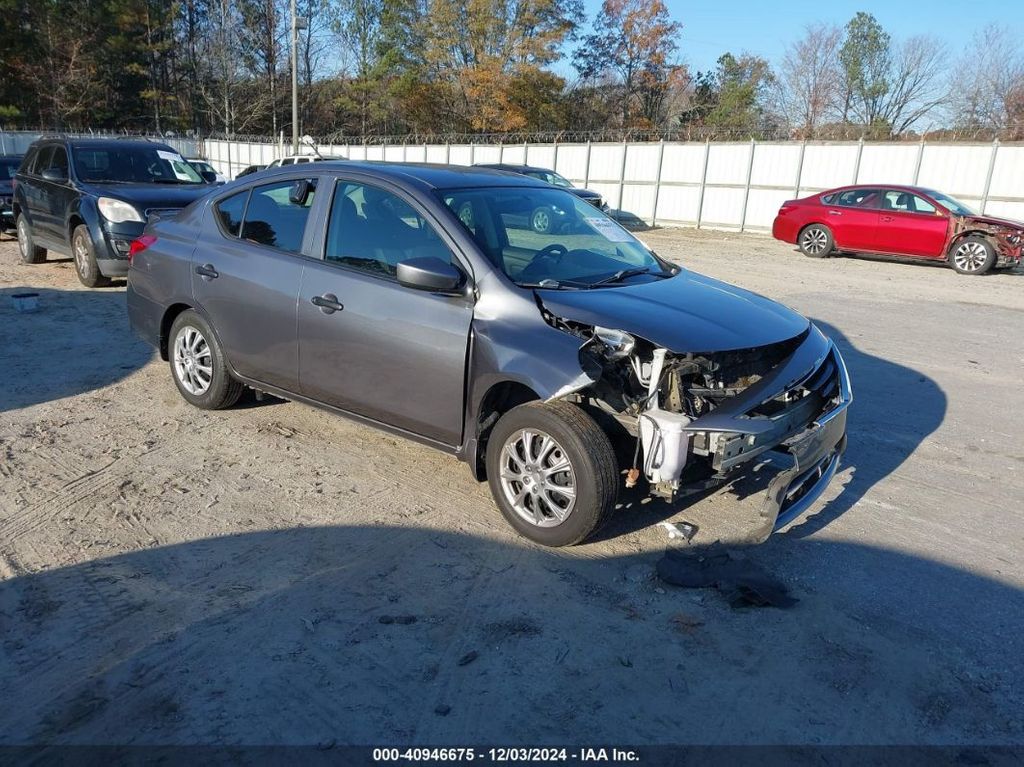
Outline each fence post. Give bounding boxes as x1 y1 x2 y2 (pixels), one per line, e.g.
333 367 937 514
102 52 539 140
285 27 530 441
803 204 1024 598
913 138 925 184
470 142 476 165
981 139 999 214
0 130 6 155
794 140 807 198
696 139 710 229
402 141 407 162
650 139 665 228
739 139 756 233
499 140 504 163
423 141 427 162
523 139 528 164
617 139 628 214
445 142 451 165
584 140 592 186
853 137 864 183
552 137 559 173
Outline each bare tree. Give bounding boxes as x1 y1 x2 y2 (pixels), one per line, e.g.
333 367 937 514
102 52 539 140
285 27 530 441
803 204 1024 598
950 24 1024 134
877 35 947 135
776 23 841 137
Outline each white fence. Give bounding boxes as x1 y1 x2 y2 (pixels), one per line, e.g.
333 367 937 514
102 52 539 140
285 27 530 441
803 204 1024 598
0 130 200 163
205 138 1024 231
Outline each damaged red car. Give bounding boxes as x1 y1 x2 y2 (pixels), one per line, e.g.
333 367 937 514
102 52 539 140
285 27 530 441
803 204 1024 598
772 185 1023 275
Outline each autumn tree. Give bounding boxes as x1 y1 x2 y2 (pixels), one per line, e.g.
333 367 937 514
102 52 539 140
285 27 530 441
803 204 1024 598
573 0 683 127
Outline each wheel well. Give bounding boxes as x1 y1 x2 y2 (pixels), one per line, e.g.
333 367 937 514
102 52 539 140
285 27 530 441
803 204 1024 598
68 215 85 240
159 303 192 360
473 381 540 479
947 231 993 256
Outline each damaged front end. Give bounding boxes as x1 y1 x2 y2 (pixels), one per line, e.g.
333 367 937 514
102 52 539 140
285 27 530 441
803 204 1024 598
541 307 851 542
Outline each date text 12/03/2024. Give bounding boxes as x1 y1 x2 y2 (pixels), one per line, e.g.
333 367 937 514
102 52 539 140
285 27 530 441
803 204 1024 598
372 747 641 762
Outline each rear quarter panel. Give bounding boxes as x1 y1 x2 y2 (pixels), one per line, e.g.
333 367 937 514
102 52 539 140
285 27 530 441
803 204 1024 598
126 204 206 352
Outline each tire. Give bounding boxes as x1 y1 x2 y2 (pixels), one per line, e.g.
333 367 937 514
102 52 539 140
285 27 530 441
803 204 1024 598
486 400 618 547
949 235 996 275
168 310 244 410
72 224 112 287
798 224 833 257
16 215 47 264
530 206 554 234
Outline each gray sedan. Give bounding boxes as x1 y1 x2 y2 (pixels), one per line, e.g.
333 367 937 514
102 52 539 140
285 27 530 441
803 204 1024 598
127 163 850 546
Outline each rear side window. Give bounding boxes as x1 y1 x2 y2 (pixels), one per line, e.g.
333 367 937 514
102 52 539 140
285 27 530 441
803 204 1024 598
834 188 881 209
240 180 316 252
216 189 249 237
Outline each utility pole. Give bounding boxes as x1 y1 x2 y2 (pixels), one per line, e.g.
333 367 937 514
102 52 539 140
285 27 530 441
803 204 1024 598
290 0 299 154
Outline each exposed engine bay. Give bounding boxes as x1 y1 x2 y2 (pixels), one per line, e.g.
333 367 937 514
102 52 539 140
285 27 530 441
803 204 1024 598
540 303 851 529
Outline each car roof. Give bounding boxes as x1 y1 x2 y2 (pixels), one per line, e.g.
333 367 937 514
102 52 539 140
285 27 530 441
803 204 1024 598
253 161 551 191
33 137 179 153
823 183 937 197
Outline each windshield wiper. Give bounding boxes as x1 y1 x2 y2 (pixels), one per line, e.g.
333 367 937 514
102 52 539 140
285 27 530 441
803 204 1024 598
586 267 672 288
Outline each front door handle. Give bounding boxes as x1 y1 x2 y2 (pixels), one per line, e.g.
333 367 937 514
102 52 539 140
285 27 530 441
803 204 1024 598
828 210 842 216
881 215 894 223
311 293 344 314
195 263 219 280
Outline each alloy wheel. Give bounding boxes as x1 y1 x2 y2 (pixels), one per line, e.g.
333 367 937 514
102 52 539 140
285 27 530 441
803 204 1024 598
73 231 90 277
532 209 551 233
173 326 214 395
800 227 828 255
17 218 29 259
953 241 988 272
498 429 577 528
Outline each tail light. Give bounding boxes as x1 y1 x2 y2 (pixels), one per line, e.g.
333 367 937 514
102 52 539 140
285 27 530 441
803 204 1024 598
128 235 157 263
778 201 797 214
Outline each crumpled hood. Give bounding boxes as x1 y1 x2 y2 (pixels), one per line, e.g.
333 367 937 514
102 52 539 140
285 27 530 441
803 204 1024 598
962 214 1024 231
536 270 810 352
84 182 212 211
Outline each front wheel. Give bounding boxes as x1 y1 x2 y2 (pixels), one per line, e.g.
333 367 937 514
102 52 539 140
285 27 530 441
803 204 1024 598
486 401 618 547
72 225 111 287
530 207 554 234
168 310 244 410
798 224 833 257
949 236 996 275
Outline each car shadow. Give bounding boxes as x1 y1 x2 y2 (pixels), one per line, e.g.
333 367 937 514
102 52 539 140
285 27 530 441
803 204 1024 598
0 524 1019 747
0 286 154 412
609 209 652 231
783 320 946 538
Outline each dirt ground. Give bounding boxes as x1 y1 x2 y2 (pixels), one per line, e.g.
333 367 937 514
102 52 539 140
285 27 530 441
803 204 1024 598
0 228 1022 748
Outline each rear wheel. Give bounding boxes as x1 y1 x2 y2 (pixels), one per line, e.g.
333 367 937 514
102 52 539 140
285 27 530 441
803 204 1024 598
72 225 111 287
949 236 996 275
798 224 833 257
486 401 618 547
169 310 244 410
16 215 46 264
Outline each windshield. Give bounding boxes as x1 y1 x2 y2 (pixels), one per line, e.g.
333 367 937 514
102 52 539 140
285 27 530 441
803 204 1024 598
523 169 573 188
441 187 669 288
190 160 214 174
73 146 204 184
924 190 975 216
0 159 19 180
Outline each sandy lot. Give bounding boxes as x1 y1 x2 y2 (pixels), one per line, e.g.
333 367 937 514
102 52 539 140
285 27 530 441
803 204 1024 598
0 229 1022 747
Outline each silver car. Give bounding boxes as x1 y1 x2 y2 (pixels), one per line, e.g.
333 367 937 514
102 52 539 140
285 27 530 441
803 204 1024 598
127 163 850 546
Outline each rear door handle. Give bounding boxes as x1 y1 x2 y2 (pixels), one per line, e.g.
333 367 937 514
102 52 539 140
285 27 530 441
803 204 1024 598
311 293 344 314
195 263 218 280
828 210 842 216
881 215 894 223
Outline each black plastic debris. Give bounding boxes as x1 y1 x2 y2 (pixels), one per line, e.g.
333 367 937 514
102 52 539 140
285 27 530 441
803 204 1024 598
656 542 797 609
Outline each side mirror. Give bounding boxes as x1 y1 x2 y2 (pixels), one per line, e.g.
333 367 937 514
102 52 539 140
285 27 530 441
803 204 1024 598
41 167 67 182
396 257 463 293
289 179 312 205
200 170 218 184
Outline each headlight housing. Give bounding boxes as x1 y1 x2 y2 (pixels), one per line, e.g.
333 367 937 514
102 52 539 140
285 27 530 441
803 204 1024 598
98 197 144 224
593 326 635 360
1008 231 1022 245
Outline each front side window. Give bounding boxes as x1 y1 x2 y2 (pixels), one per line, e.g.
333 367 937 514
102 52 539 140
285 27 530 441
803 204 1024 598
239 179 316 252
324 182 453 278
72 145 204 184
835 188 881 209
882 191 937 215
924 190 974 216
49 146 69 176
441 187 668 288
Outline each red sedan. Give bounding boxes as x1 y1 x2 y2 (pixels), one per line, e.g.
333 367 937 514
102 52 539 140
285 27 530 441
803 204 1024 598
772 185 1023 275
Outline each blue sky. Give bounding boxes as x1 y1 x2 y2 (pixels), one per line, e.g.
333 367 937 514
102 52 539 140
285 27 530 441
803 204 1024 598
567 0 1024 75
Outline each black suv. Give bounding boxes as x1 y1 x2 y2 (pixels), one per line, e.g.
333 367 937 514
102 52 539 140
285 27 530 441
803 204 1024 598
13 137 213 286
